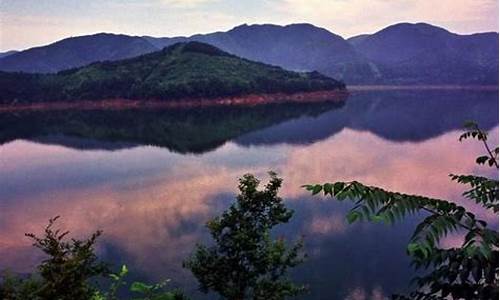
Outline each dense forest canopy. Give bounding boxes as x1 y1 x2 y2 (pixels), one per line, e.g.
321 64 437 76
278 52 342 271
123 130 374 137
0 42 345 104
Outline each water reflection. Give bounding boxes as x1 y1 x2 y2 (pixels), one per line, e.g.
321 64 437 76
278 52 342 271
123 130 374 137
0 101 344 154
237 89 499 145
1 90 496 154
0 90 498 299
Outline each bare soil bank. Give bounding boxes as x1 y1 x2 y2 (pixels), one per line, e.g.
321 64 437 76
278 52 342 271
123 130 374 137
0 90 348 112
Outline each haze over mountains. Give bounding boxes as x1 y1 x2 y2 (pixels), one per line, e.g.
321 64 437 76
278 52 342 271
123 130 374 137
0 22 498 85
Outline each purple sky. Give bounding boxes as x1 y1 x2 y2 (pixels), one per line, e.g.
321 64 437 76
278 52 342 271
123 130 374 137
0 0 498 51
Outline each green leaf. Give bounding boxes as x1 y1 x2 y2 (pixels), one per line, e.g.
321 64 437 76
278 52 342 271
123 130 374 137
109 274 120 281
152 293 177 300
476 156 489 165
407 243 420 255
120 264 128 276
302 184 313 191
323 183 333 195
346 211 359 224
311 185 323 195
130 281 153 293
333 182 345 195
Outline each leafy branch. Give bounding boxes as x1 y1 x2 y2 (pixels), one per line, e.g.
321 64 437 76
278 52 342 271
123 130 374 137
460 121 498 168
302 181 496 262
303 122 499 299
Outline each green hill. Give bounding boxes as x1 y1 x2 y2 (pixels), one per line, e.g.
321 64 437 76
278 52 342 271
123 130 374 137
0 42 345 104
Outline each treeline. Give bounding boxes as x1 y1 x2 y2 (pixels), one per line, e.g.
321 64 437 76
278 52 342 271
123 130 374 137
0 42 345 104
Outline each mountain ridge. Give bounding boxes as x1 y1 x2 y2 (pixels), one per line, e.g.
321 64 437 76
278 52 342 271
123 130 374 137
0 22 497 85
0 33 158 73
0 41 345 104
349 22 499 84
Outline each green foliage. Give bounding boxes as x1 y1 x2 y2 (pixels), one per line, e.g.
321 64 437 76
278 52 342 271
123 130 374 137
0 42 345 104
0 219 187 300
128 280 186 300
184 172 305 300
449 174 499 213
92 265 187 300
0 271 41 300
91 265 129 300
20 216 107 300
459 121 499 169
304 122 499 299
0 216 107 300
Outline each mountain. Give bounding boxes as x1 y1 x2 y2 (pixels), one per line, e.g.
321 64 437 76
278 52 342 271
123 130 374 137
0 50 18 59
146 23 374 83
0 22 497 84
346 34 369 47
0 42 345 103
348 23 499 84
0 24 375 83
0 33 157 73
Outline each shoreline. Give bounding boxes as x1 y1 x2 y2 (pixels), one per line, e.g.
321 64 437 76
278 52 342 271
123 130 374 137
348 85 499 91
0 90 348 113
0 84 497 112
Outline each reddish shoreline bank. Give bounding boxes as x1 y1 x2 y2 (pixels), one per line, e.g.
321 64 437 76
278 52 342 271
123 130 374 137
0 90 348 112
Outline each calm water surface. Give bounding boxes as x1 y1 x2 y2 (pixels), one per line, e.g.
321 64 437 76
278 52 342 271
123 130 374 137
0 90 498 299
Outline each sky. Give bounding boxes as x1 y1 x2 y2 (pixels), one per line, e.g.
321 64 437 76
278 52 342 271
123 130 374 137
0 0 498 51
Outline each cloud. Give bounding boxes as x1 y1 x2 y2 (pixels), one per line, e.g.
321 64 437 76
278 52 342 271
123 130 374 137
1 0 497 51
0 0 244 50
159 0 220 7
1 125 497 275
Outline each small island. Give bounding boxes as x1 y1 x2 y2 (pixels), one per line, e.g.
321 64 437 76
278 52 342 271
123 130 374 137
0 42 347 110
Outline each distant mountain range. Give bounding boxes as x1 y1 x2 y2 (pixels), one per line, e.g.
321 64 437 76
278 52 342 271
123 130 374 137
0 42 344 103
144 24 372 84
0 50 18 59
348 23 499 84
0 34 157 73
0 22 497 85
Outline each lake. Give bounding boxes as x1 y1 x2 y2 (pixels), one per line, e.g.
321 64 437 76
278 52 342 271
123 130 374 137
0 89 498 299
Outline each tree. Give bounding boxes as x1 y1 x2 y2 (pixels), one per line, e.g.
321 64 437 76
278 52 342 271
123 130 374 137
0 217 187 300
0 216 108 300
184 172 305 300
304 122 499 299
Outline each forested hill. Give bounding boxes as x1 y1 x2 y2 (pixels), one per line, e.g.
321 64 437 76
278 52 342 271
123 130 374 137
1 22 497 85
0 42 345 104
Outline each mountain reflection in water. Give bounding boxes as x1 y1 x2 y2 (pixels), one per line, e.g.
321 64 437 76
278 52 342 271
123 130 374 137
0 101 344 153
0 90 498 299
